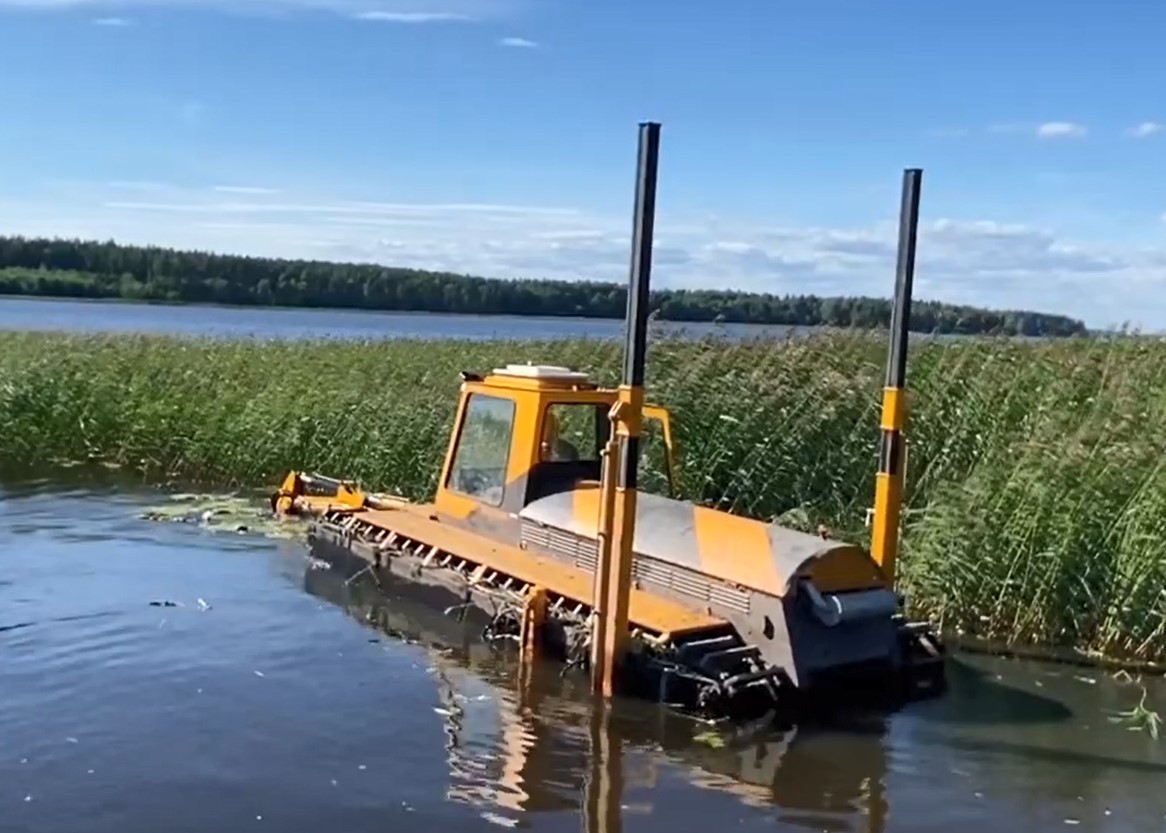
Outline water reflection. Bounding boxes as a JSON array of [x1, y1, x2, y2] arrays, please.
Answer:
[[302, 560, 902, 832], [300, 549, 1166, 833]]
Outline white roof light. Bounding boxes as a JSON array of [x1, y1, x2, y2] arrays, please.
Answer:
[[491, 364, 591, 382]]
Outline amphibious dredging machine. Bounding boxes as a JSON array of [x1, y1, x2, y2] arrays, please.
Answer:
[[273, 123, 946, 722]]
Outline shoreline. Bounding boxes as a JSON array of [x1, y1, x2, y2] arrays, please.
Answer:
[[0, 291, 1100, 339]]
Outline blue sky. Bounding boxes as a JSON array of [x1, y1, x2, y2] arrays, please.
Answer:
[[1, 0, 1164, 329]]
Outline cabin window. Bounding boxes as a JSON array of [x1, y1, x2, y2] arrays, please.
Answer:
[[447, 393, 515, 505], [541, 403, 604, 463]]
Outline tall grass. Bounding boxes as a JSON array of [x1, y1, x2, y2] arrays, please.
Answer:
[[2, 329, 1165, 665]]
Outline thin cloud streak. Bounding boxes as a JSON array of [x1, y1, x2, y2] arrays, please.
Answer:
[[0, 1, 500, 21], [107, 180, 170, 191], [103, 199, 581, 216], [213, 185, 283, 195], [353, 10, 472, 22], [1128, 122, 1163, 139], [1036, 121, 1087, 139]]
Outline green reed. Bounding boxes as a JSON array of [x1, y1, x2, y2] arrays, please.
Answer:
[[2, 329, 1165, 665]]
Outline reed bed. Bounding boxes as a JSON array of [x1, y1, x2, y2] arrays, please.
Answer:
[[2, 329, 1165, 666]]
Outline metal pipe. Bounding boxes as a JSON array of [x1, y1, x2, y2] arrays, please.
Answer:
[[589, 431, 620, 678], [621, 121, 660, 395], [593, 121, 661, 698], [886, 168, 921, 390], [870, 168, 922, 583]]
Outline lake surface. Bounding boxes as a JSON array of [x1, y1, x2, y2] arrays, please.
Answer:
[[0, 296, 803, 342], [3, 479, 1165, 832]]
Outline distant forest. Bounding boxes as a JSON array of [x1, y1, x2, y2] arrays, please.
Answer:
[[0, 235, 1088, 336]]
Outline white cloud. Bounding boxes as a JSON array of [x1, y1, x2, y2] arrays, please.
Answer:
[[1128, 121, 1163, 139], [984, 122, 1089, 139], [92, 15, 131, 24], [1036, 121, 1087, 139], [5, 181, 1166, 331], [499, 36, 537, 48]]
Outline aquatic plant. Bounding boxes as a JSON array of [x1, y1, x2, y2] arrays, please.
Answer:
[[1108, 685, 1163, 740], [2, 329, 1166, 667]]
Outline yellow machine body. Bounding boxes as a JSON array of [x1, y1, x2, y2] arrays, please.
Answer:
[[274, 363, 944, 718], [267, 131, 943, 719]]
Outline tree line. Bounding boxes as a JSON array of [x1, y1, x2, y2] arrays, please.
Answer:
[[0, 235, 1088, 336]]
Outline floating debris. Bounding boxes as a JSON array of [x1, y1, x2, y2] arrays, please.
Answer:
[[692, 729, 726, 749], [139, 494, 303, 541], [481, 811, 518, 828], [1107, 685, 1162, 739]]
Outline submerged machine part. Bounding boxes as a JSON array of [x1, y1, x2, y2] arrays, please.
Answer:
[[271, 124, 946, 722], [303, 557, 895, 830]]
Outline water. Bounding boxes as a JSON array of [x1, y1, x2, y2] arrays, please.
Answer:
[[0, 296, 804, 342], [3, 481, 1166, 833]]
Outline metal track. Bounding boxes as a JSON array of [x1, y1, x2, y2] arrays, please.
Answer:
[[306, 507, 945, 719], [897, 618, 947, 699], [312, 507, 623, 640], [306, 507, 790, 721]]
